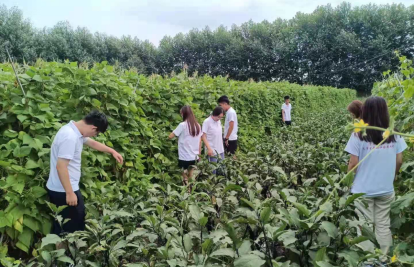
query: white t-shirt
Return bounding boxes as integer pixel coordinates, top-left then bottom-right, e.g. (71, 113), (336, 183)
(47, 121), (89, 192)
(173, 121), (202, 161)
(224, 107), (238, 141)
(282, 103), (292, 121)
(345, 133), (407, 197)
(202, 116), (224, 155)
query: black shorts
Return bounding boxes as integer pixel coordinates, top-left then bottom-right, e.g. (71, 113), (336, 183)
(178, 160), (197, 170)
(224, 139), (238, 154)
(285, 121), (291, 126)
(47, 189), (86, 235)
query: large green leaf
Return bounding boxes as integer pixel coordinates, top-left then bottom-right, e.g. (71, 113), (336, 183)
(189, 204), (202, 221)
(314, 247), (328, 263)
(183, 234), (192, 253)
(234, 254), (266, 267)
(320, 221), (338, 238)
(18, 228), (33, 247)
(13, 146), (32, 157)
(260, 207), (271, 224)
(41, 234), (62, 248)
(223, 184), (243, 193)
(278, 230), (297, 247)
(210, 248), (235, 258)
(292, 202), (310, 217)
(338, 251), (359, 267)
(0, 211), (12, 228)
(344, 193), (365, 207)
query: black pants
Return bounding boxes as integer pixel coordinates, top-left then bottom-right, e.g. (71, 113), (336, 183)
(285, 121), (291, 126)
(47, 189), (86, 235)
(224, 139), (238, 154)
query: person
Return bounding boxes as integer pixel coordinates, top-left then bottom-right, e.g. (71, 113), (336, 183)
(46, 111), (123, 235)
(218, 95), (238, 155)
(282, 96), (292, 126)
(345, 96), (407, 265)
(202, 106), (225, 163)
(168, 106), (213, 186)
(347, 100), (363, 120)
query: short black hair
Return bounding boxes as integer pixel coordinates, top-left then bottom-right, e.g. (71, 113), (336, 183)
(84, 111), (108, 133)
(284, 96), (290, 100)
(212, 106), (224, 116)
(218, 95), (230, 105)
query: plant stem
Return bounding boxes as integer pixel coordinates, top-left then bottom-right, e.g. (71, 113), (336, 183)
(358, 125), (414, 138)
(259, 216), (272, 266)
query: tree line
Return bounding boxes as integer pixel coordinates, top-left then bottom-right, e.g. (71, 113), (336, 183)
(1, 2), (413, 92)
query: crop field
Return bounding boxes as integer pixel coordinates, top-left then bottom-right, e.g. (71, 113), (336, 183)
(0, 57), (413, 267)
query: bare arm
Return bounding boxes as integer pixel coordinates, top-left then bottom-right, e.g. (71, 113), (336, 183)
(168, 132), (176, 139)
(282, 109), (285, 122)
(85, 139), (123, 164)
(347, 155), (359, 173)
(202, 133), (214, 156)
(395, 153), (403, 180)
(56, 158), (77, 206)
(199, 138), (202, 156)
(225, 121), (234, 140)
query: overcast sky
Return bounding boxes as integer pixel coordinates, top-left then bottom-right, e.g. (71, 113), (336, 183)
(3, 0), (413, 45)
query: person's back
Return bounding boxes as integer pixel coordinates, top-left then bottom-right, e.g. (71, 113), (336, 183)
(47, 123), (86, 192)
(346, 133), (406, 196)
(169, 105), (208, 187)
(345, 96), (407, 265)
(175, 121), (202, 161)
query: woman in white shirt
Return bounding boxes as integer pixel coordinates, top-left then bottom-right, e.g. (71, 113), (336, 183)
(345, 96), (407, 265)
(169, 106), (213, 186)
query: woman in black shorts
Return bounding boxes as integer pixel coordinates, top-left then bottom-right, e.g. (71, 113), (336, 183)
(169, 106), (212, 186)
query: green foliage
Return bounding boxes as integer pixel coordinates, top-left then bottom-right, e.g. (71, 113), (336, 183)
(0, 61), (356, 265)
(15, 108), (384, 267)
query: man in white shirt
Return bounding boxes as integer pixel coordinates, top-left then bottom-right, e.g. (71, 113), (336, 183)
(218, 96), (238, 155)
(46, 111), (123, 235)
(282, 95), (292, 126)
(202, 106), (225, 163)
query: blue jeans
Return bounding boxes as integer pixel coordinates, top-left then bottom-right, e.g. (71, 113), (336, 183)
(208, 153), (224, 174)
(208, 153), (224, 163)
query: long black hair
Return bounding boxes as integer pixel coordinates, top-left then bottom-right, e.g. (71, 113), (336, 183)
(181, 105), (201, 137)
(358, 96), (396, 145)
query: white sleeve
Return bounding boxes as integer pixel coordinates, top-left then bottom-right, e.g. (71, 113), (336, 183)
(57, 137), (77, 160)
(173, 123), (184, 137)
(202, 120), (209, 134)
(396, 136), (408, 154)
(228, 111), (236, 122)
(344, 134), (360, 156)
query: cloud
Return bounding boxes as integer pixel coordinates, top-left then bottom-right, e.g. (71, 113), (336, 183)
(2, 0), (414, 45)
(120, 0), (264, 29)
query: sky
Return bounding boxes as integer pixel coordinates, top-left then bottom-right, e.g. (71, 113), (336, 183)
(2, 0), (413, 46)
